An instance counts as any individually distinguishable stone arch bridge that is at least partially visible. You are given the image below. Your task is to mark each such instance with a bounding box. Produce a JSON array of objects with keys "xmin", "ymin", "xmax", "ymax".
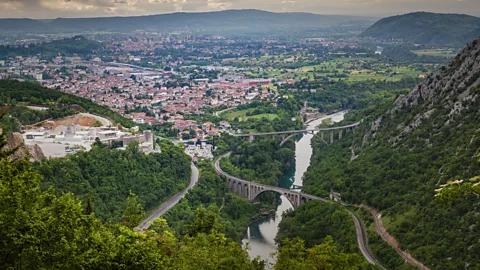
[
  {"xmin": 215, "ymin": 153, "xmax": 329, "ymax": 209},
  {"xmin": 214, "ymin": 152, "xmax": 381, "ymax": 266}
]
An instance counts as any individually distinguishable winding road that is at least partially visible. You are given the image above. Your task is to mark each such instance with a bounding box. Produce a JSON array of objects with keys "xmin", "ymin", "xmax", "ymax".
[
  {"xmin": 349, "ymin": 211, "xmax": 383, "ymax": 266},
  {"xmin": 358, "ymin": 204, "xmax": 430, "ymax": 270},
  {"xmin": 135, "ymin": 162, "xmax": 199, "ymax": 231}
]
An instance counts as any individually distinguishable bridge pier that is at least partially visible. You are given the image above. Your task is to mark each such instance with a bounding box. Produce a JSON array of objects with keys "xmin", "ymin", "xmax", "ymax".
[
  {"xmin": 249, "ymin": 134, "xmax": 255, "ymax": 142},
  {"xmin": 330, "ymin": 130, "xmax": 334, "ymax": 144},
  {"xmin": 339, "ymin": 129, "xmax": 343, "ymax": 139}
]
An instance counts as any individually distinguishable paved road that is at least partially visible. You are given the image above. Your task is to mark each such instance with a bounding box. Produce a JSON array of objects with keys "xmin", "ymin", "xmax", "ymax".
[
  {"xmin": 233, "ymin": 122, "xmax": 361, "ymax": 137},
  {"xmin": 215, "ymin": 153, "xmax": 381, "ymax": 267},
  {"xmin": 358, "ymin": 204, "xmax": 430, "ymax": 270},
  {"xmin": 26, "ymin": 106, "xmax": 49, "ymax": 111},
  {"xmin": 135, "ymin": 162, "xmax": 199, "ymax": 231},
  {"xmin": 348, "ymin": 211, "xmax": 383, "ymax": 266},
  {"xmin": 214, "ymin": 107, "xmax": 236, "ymax": 117},
  {"xmin": 79, "ymin": 113, "xmax": 113, "ymax": 127}
]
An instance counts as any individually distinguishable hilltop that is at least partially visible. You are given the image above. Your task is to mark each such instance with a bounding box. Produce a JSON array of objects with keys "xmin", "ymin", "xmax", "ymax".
[
  {"xmin": 360, "ymin": 12, "xmax": 480, "ymax": 46},
  {"xmin": 0, "ymin": 10, "xmax": 374, "ymax": 35},
  {"xmin": 0, "ymin": 36, "xmax": 103, "ymax": 60},
  {"xmin": 301, "ymin": 36, "xmax": 480, "ymax": 268},
  {"xmin": 0, "ymin": 80, "xmax": 133, "ymax": 129}
]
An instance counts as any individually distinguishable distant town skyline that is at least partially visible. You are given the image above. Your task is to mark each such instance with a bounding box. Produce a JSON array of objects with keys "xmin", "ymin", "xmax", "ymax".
[{"xmin": 0, "ymin": 0, "xmax": 479, "ymax": 19}]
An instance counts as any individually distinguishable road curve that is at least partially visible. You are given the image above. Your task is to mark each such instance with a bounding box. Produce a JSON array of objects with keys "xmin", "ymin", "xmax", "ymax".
[
  {"xmin": 358, "ymin": 204, "xmax": 430, "ymax": 270},
  {"xmin": 215, "ymin": 153, "xmax": 381, "ymax": 267},
  {"xmin": 348, "ymin": 211, "xmax": 383, "ymax": 266},
  {"xmin": 135, "ymin": 162, "xmax": 199, "ymax": 231},
  {"xmin": 214, "ymin": 107, "xmax": 236, "ymax": 117}
]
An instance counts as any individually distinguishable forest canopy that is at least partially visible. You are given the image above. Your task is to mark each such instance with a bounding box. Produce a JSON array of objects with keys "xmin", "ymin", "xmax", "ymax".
[{"xmin": 34, "ymin": 140, "xmax": 191, "ymax": 223}]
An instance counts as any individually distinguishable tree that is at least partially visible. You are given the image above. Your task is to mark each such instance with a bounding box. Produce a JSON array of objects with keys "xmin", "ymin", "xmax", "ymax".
[
  {"xmin": 85, "ymin": 194, "xmax": 94, "ymax": 215},
  {"xmin": 275, "ymin": 236, "xmax": 362, "ymax": 270},
  {"xmin": 187, "ymin": 206, "xmax": 220, "ymax": 236},
  {"xmin": 435, "ymin": 177, "xmax": 480, "ymax": 204},
  {"xmin": 435, "ymin": 154, "xmax": 480, "ymax": 204},
  {"xmin": 122, "ymin": 190, "xmax": 145, "ymax": 228}
]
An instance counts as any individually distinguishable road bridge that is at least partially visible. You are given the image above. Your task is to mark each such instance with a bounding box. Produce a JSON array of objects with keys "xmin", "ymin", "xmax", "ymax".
[
  {"xmin": 235, "ymin": 122, "xmax": 361, "ymax": 143},
  {"xmin": 279, "ymin": 134, "xmax": 296, "ymax": 146}
]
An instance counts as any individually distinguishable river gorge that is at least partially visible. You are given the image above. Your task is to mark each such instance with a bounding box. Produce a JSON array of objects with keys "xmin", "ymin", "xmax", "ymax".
[{"xmin": 241, "ymin": 111, "xmax": 347, "ymax": 263}]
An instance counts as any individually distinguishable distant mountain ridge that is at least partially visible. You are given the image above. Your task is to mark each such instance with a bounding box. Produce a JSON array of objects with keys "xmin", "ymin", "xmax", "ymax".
[
  {"xmin": 360, "ymin": 12, "xmax": 480, "ymax": 46},
  {"xmin": 0, "ymin": 9, "xmax": 374, "ymax": 35}
]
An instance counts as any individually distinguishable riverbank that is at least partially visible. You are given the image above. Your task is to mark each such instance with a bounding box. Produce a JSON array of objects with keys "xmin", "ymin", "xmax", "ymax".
[
  {"xmin": 243, "ymin": 210, "xmax": 276, "ymax": 233},
  {"xmin": 243, "ymin": 111, "xmax": 349, "ymax": 263},
  {"xmin": 304, "ymin": 113, "xmax": 327, "ymax": 125}
]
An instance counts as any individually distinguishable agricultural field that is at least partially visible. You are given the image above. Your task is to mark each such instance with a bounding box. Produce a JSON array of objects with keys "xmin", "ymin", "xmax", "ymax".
[
  {"xmin": 244, "ymin": 56, "xmax": 432, "ymax": 82},
  {"xmin": 411, "ymin": 49, "xmax": 457, "ymax": 57},
  {"xmin": 222, "ymin": 108, "xmax": 279, "ymax": 122}
]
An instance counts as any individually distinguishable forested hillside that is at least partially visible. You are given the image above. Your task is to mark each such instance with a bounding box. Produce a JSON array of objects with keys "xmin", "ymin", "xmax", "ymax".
[
  {"xmin": 34, "ymin": 140, "xmax": 191, "ymax": 223},
  {"xmin": 0, "ymin": 36, "xmax": 103, "ymax": 59},
  {"xmin": 300, "ymin": 37, "xmax": 480, "ymax": 268},
  {"xmin": 275, "ymin": 201, "xmax": 358, "ymax": 253},
  {"xmin": 287, "ymin": 78, "xmax": 419, "ymax": 113},
  {"xmin": 163, "ymin": 161, "xmax": 261, "ymax": 241},
  {"xmin": 220, "ymin": 136, "xmax": 295, "ymax": 187},
  {"xmin": 0, "ymin": 125, "xmax": 364, "ymax": 269},
  {"xmin": 0, "ymin": 79, "xmax": 133, "ymax": 128},
  {"xmin": 360, "ymin": 12, "xmax": 480, "ymax": 46}
]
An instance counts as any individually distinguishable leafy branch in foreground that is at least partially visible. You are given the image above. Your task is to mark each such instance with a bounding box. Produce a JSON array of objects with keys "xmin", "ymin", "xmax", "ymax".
[
  {"xmin": 435, "ymin": 177, "xmax": 480, "ymax": 204},
  {"xmin": 435, "ymin": 153, "xmax": 480, "ymax": 204},
  {"xmin": 275, "ymin": 236, "xmax": 362, "ymax": 270}
]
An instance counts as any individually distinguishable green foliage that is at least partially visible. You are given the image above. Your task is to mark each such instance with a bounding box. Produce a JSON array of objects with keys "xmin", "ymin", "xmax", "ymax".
[
  {"xmin": 0, "ymin": 79, "xmax": 134, "ymax": 127},
  {"xmin": 275, "ymin": 236, "xmax": 363, "ymax": 270},
  {"xmin": 174, "ymin": 231, "xmax": 264, "ymax": 270},
  {"xmin": 435, "ymin": 177, "xmax": 480, "ymax": 205},
  {"xmin": 35, "ymin": 140, "xmax": 191, "ymax": 223},
  {"xmin": 186, "ymin": 206, "xmax": 221, "ymax": 236},
  {"xmin": 0, "ymin": 113, "xmax": 20, "ymax": 158},
  {"xmin": 220, "ymin": 136, "xmax": 296, "ymax": 186},
  {"xmin": 300, "ymin": 63, "xmax": 480, "ymax": 267},
  {"xmin": 276, "ymin": 201, "xmax": 358, "ymax": 252},
  {"xmin": 0, "ymin": 128, "xmax": 262, "ymax": 269},
  {"xmin": 360, "ymin": 12, "xmax": 480, "ymax": 46},
  {"xmin": 163, "ymin": 161, "xmax": 261, "ymax": 241},
  {"xmin": 0, "ymin": 36, "xmax": 103, "ymax": 60},
  {"xmin": 122, "ymin": 190, "xmax": 146, "ymax": 228},
  {"xmin": 382, "ymin": 45, "xmax": 450, "ymax": 63},
  {"xmin": 287, "ymin": 78, "xmax": 417, "ymax": 114}
]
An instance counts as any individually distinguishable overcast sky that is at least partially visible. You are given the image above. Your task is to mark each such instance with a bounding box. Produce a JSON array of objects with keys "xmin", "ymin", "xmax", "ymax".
[{"xmin": 0, "ymin": 0, "xmax": 479, "ymax": 19}]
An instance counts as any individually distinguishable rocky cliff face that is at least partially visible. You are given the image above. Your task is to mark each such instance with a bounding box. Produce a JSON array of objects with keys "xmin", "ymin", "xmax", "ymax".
[
  {"xmin": 347, "ymin": 36, "xmax": 480, "ymax": 268},
  {"xmin": 363, "ymin": 37, "xmax": 480, "ymax": 146},
  {"xmin": 395, "ymin": 37, "xmax": 480, "ymax": 110},
  {"xmin": 4, "ymin": 133, "xmax": 45, "ymax": 161}
]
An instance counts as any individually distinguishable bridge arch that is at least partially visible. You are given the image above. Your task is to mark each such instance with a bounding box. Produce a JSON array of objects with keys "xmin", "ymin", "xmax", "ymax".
[
  {"xmin": 243, "ymin": 184, "xmax": 249, "ymax": 197},
  {"xmin": 251, "ymin": 189, "xmax": 298, "ymax": 210},
  {"xmin": 237, "ymin": 182, "xmax": 242, "ymax": 196},
  {"xmin": 301, "ymin": 196, "xmax": 307, "ymax": 204}
]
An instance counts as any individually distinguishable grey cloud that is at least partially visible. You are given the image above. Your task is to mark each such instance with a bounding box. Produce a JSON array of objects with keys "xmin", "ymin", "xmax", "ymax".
[{"xmin": 0, "ymin": 0, "xmax": 479, "ymax": 18}]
